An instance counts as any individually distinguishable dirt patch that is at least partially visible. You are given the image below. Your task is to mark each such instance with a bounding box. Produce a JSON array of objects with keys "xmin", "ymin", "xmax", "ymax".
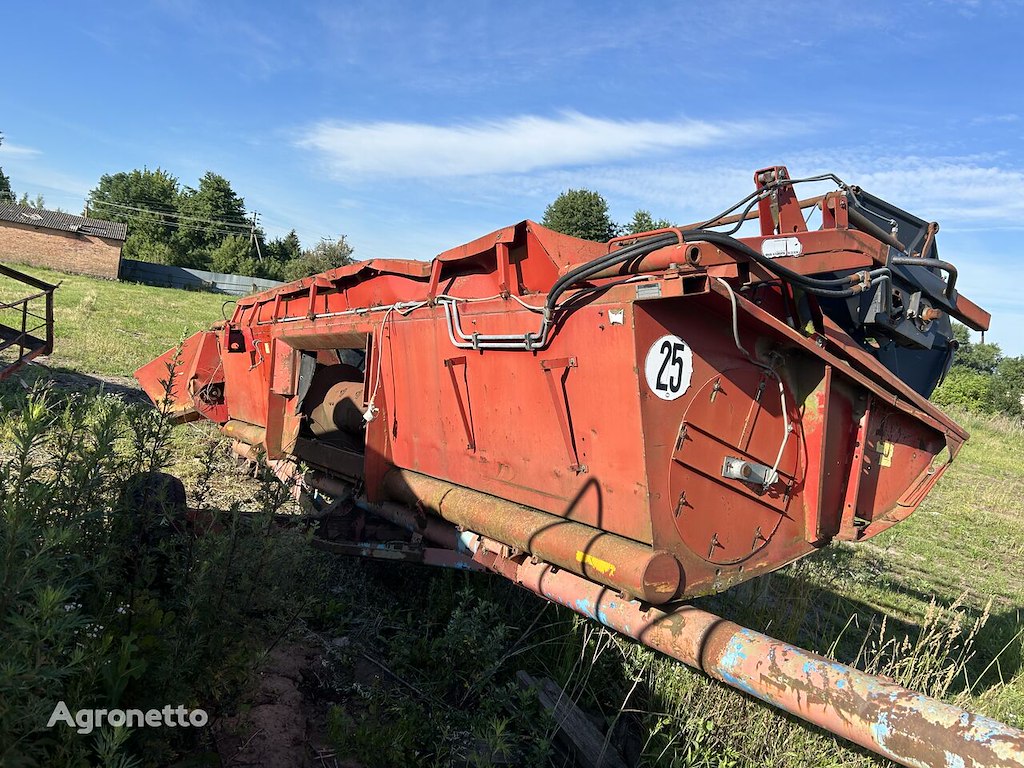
[
  {"xmin": 46, "ymin": 367, "xmax": 151, "ymax": 405},
  {"xmin": 214, "ymin": 642, "xmax": 347, "ymax": 768},
  {"xmin": 11, "ymin": 361, "xmax": 152, "ymax": 406}
]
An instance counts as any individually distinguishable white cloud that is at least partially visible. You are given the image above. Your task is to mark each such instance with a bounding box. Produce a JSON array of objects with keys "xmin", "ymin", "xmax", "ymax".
[
  {"xmin": 0, "ymin": 142, "xmax": 42, "ymax": 159},
  {"xmin": 782, "ymin": 152, "xmax": 1024, "ymax": 227},
  {"xmin": 969, "ymin": 113, "xmax": 1019, "ymax": 126},
  {"xmin": 297, "ymin": 112, "xmax": 801, "ymax": 179}
]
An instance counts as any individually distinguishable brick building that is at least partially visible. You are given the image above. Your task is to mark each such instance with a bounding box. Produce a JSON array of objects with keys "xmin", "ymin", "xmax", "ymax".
[{"xmin": 0, "ymin": 203, "xmax": 127, "ymax": 279}]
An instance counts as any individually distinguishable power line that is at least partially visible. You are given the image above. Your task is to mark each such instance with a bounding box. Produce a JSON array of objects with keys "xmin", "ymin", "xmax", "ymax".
[
  {"xmin": 91, "ymin": 198, "xmax": 252, "ymax": 231},
  {"xmin": 89, "ymin": 198, "xmax": 253, "ymax": 232},
  {"xmin": 91, "ymin": 207, "xmax": 254, "ymax": 240}
]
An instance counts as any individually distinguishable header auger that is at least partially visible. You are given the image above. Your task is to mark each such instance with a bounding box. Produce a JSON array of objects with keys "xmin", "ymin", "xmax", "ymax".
[{"xmin": 137, "ymin": 167, "xmax": 1023, "ymax": 767}]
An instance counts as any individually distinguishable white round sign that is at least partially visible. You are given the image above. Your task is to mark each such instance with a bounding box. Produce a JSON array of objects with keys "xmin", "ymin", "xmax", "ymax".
[{"xmin": 644, "ymin": 335, "xmax": 693, "ymax": 401}]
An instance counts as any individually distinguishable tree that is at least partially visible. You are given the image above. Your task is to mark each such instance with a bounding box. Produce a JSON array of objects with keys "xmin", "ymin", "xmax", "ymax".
[
  {"xmin": 0, "ymin": 133, "xmax": 13, "ymax": 203},
  {"xmin": 262, "ymin": 230, "xmax": 303, "ymax": 281},
  {"xmin": 931, "ymin": 367, "xmax": 995, "ymax": 414},
  {"xmin": 934, "ymin": 322, "xmax": 1022, "ymax": 419},
  {"xmin": 542, "ymin": 189, "xmax": 617, "ymax": 242},
  {"xmin": 951, "ymin": 322, "xmax": 1001, "ymax": 374},
  {"xmin": 17, "ymin": 192, "xmax": 45, "ymax": 209},
  {"xmin": 87, "ymin": 168, "xmax": 181, "ymax": 262},
  {"xmin": 173, "ymin": 172, "xmax": 250, "ymax": 262},
  {"xmin": 209, "ymin": 235, "xmax": 255, "ymax": 275},
  {"xmin": 991, "ymin": 356, "xmax": 1024, "ymax": 420},
  {"xmin": 285, "ymin": 236, "xmax": 354, "ymax": 281},
  {"xmin": 626, "ymin": 209, "xmax": 672, "ymax": 235}
]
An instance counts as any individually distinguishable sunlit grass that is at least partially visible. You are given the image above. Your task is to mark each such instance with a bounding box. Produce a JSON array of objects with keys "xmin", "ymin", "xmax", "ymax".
[{"xmin": 0, "ymin": 265, "xmax": 226, "ymax": 376}]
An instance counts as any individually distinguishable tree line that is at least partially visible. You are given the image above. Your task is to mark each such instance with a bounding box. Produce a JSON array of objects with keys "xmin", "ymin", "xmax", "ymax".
[
  {"xmin": 85, "ymin": 168, "xmax": 353, "ymax": 282},
  {"xmin": 933, "ymin": 324, "xmax": 1024, "ymax": 420},
  {"xmin": 1, "ymin": 136, "xmax": 356, "ymax": 282}
]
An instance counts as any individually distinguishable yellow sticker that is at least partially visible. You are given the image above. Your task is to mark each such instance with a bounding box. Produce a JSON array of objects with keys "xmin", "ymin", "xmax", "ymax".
[
  {"xmin": 878, "ymin": 440, "xmax": 894, "ymax": 468},
  {"xmin": 576, "ymin": 550, "xmax": 616, "ymax": 577}
]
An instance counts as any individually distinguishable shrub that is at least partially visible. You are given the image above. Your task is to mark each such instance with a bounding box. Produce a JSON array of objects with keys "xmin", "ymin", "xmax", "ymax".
[
  {"xmin": 931, "ymin": 367, "xmax": 995, "ymax": 413},
  {"xmin": 0, "ymin": 378, "xmax": 319, "ymax": 767}
]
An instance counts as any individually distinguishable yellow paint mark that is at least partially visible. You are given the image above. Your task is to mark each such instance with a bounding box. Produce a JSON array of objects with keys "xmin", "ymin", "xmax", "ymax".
[
  {"xmin": 878, "ymin": 440, "xmax": 894, "ymax": 468},
  {"xmin": 576, "ymin": 550, "xmax": 616, "ymax": 577}
]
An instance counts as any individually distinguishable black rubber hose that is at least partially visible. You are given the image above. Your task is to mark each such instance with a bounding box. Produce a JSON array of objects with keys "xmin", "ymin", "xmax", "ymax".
[
  {"xmin": 847, "ymin": 205, "xmax": 908, "ymax": 253},
  {"xmin": 545, "ymin": 232, "xmax": 677, "ymax": 314},
  {"xmin": 889, "ymin": 256, "xmax": 957, "ymax": 297},
  {"xmin": 546, "ymin": 224, "xmax": 882, "ymax": 314},
  {"xmin": 680, "ymin": 230, "xmax": 874, "ymax": 298}
]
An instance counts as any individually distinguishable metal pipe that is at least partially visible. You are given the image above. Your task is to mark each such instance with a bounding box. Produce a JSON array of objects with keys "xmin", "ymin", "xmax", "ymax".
[
  {"xmin": 222, "ymin": 419, "xmax": 266, "ymax": 446},
  {"xmin": 675, "ymin": 194, "xmax": 827, "ymax": 232},
  {"xmin": 383, "ymin": 468, "xmax": 681, "ymax": 604},
  {"xmin": 848, "ymin": 205, "xmax": 909, "ymax": 253},
  {"xmin": 304, "ymin": 471, "xmax": 462, "ymax": 550},
  {"xmin": 501, "ymin": 554, "xmax": 1024, "ymax": 768},
  {"xmin": 890, "ymin": 256, "xmax": 959, "ymax": 298},
  {"xmin": 353, "ymin": 498, "xmax": 462, "ymax": 551}
]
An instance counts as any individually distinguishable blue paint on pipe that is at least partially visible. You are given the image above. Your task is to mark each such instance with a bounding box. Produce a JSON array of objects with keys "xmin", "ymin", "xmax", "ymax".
[
  {"xmin": 871, "ymin": 711, "xmax": 891, "ymax": 750},
  {"xmin": 574, "ymin": 598, "xmax": 598, "ymax": 620}
]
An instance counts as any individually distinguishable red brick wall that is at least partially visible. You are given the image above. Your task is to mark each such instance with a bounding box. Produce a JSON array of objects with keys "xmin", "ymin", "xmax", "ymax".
[{"xmin": 0, "ymin": 220, "xmax": 123, "ymax": 279}]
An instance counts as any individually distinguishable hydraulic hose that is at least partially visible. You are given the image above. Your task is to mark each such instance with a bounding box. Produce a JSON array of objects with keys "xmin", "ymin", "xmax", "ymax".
[
  {"xmin": 548, "ymin": 227, "xmax": 887, "ymax": 310},
  {"xmin": 544, "ymin": 232, "xmax": 678, "ymax": 315},
  {"xmin": 889, "ymin": 256, "xmax": 958, "ymax": 298}
]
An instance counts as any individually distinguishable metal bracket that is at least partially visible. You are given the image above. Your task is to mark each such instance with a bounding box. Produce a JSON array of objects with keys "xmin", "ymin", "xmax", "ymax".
[
  {"xmin": 444, "ymin": 356, "xmax": 475, "ymax": 450},
  {"xmin": 540, "ymin": 357, "xmax": 586, "ymax": 473},
  {"xmin": 722, "ymin": 456, "xmax": 778, "ymax": 487}
]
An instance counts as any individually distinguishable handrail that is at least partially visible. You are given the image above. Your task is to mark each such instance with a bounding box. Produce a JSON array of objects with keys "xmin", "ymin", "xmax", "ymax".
[{"xmin": 0, "ymin": 263, "xmax": 57, "ymax": 380}]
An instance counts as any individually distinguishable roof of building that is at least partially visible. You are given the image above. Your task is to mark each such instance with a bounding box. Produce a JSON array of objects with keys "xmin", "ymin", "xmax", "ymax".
[{"xmin": 0, "ymin": 202, "xmax": 128, "ymax": 241}]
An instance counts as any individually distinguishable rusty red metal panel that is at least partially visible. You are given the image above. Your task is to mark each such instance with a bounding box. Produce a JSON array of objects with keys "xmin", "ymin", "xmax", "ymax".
[
  {"xmin": 135, "ymin": 165, "xmax": 1014, "ymax": 767},
  {"xmin": 136, "ymin": 166, "xmax": 983, "ymax": 600}
]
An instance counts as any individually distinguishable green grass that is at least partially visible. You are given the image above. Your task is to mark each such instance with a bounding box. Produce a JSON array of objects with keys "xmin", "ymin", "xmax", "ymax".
[{"xmin": 0, "ymin": 264, "xmax": 226, "ymax": 376}]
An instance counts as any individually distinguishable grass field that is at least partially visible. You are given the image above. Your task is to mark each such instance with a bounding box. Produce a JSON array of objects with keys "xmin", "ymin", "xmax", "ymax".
[
  {"xmin": 1, "ymin": 266, "xmax": 1021, "ymax": 766},
  {"xmin": 0, "ymin": 264, "xmax": 226, "ymax": 376}
]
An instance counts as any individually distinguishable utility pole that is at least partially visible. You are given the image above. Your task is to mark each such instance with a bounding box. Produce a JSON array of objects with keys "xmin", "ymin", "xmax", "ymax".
[{"xmin": 250, "ymin": 212, "xmax": 264, "ymax": 263}]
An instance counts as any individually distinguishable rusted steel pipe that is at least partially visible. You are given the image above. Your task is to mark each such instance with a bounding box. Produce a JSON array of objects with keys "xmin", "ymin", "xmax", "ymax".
[
  {"xmin": 847, "ymin": 204, "xmax": 909, "ymax": 253},
  {"xmin": 354, "ymin": 498, "xmax": 462, "ymax": 551},
  {"xmin": 383, "ymin": 469, "xmax": 681, "ymax": 604},
  {"xmin": 222, "ymin": 419, "xmax": 266, "ymax": 446},
  {"xmin": 504, "ymin": 556, "xmax": 1024, "ymax": 768},
  {"xmin": 304, "ymin": 471, "xmax": 462, "ymax": 550}
]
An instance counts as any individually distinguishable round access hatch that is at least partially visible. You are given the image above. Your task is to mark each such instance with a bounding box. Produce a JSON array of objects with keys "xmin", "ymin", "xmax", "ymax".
[{"xmin": 668, "ymin": 365, "xmax": 802, "ymax": 565}]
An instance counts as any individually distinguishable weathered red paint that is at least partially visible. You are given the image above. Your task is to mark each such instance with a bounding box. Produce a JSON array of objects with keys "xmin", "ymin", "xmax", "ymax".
[
  {"xmin": 135, "ymin": 167, "xmax": 987, "ymax": 601},
  {"xmin": 134, "ymin": 167, "xmax": 1013, "ymax": 764}
]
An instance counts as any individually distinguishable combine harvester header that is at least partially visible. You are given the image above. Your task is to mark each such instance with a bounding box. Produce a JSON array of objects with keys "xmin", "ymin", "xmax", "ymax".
[{"xmin": 137, "ymin": 167, "xmax": 1022, "ymax": 767}]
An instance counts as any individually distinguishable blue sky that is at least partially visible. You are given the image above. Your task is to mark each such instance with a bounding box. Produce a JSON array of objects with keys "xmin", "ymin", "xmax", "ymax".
[{"xmin": 1, "ymin": 1, "xmax": 1022, "ymax": 353}]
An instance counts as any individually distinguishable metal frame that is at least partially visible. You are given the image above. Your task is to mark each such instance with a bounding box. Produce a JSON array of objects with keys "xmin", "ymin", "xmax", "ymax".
[{"xmin": 0, "ymin": 264, "xmax": 57, "ymax": 380}]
